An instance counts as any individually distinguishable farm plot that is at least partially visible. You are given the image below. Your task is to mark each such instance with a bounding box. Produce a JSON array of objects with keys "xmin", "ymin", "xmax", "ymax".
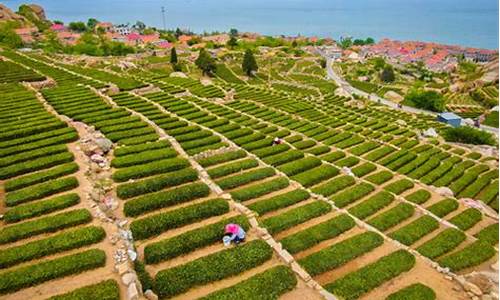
[{"xmin": 0, "ymin": 59, "xmax": 45, "ymax": 83}]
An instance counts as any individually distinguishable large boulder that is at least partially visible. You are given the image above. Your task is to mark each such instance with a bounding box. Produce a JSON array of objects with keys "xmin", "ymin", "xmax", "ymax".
[
  {"xmin": 95, "ymin": 138, "xmax": 113, "ymax": 153},
  {"xmin": 423, "ymin": 128, "xmax": 438, "ymax": 138},
  {"xmin": 0, "ymin": 4, "xmax": 27, "ymax": 23},
  {"xmin": 27, "ymin": 4, "xmax": 46, "ymax": 20},
  {"xmin": 435, "ymin": 187, "xmax": 454, "ymax": 197}
]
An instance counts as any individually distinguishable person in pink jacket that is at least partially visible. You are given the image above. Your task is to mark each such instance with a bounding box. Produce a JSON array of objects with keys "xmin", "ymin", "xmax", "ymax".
[{"xmin": 223, "ymin": 223, "xmax": 246, "ymax": 246}]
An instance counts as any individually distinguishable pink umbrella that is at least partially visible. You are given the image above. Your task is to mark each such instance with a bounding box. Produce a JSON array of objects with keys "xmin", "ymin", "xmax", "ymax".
[{"xmin": 225, "ymin": 224, "xmax": 239, "ymax": 234}]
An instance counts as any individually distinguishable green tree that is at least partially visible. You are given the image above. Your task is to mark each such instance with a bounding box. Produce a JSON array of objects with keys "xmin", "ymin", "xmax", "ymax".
[
  {"xmin": 242, "ymin": 48, "xmax": 258, "ymax": 76},
  {"xmin": 339, "ymin": 37, "xmax": 352, "ymax": 49},
  {"xmin": 0, "ymin": 24, "xmax": 23, "ymax": 48},
  {"xmin": 442, "ymin": 126, "xmax": 496, "ymax": 146},
  {"xmin": 175, "ymin": 28, "xmax": 183, "ymax": 38},
  {"xmin": 291, "ymin": 40, "xmax": 298, "ymax": 48},
  {"xmin": 69, "ymin": 22, "xmax": 87, "ymax": 32},
  {"xmin": 53, "ymin": 20, "xmax": 64, "ymax": 25},
  {"xmin": 404, "ymin": 89, "xmax": 445, "ymax": 112},
  {"xmin": 87, "ymin": 18, "xmax": 99, "ymax": 30},
  {"xmin": 226, "ymin": 36, "xmax": 238, "ymax": 49},
  {"xmin": 170, "ymin": 47, "xmax": 178, "ymax": 64},
  {"xmin": 365, "ymin": 37, "xmax": 375, "ymax": 44},
  {"xmin": 380, "ymin": 65, "xmax": 395, "ymax": 82},
  {"xmin": 195, "ymin": 48, "xmax": 216, "ymax": 76},
  {"xmin": 353, "ymin": 39, "xmax": 365, "ymax": 46},
  {"xmin": 229, "ymin": 28, "xmax": 238, "ymax": 37},
  {"xmin": 319, "ymin": 58, "xmax": 327, "ymax": 69}
]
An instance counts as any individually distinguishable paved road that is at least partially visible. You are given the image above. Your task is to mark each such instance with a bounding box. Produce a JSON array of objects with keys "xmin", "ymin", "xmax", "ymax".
[{"xmin": 316, "ymin": 48, "xmax": 499, "ymax": 136}]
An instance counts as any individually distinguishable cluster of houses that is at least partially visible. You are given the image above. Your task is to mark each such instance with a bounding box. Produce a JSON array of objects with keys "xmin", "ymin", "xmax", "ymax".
[{"xmin": 359, "ymin": 39, "xmax": 498, "ymax": 72}]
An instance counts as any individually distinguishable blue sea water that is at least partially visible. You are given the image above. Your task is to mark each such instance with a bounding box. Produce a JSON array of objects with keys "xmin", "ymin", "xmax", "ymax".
[{"xmin": 3, "ymin": 0, "xmax": 499, "ymax": 49}]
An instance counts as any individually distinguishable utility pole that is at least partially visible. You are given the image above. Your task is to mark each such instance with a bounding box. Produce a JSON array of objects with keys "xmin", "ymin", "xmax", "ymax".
[{"xmin": 161, "ymin": 6, "xmax": 166, "ymax": 31}]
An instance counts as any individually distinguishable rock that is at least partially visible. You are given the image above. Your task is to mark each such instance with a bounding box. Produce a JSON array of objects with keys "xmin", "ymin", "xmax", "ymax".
[
  {"xmin": 279, "ymin": 250, "xmax": 294, "ymax": 264},
  {"xmin": 144, "ymin": 290, "xmax": 158, "ymax": 300},
  {"xmin": 115, "ymin": 262, "xmax": 130, "ymax": 275},
  {"xmin": 491, "ymin": 263, "xmax": 498, "ymax": 271},
  {"xmin": 481, "ymin": 295, "xmax": 493, "ymax": 300},
  {"xmin": 453, "ymin": 285, "xmax": 462, "ymax": 292},
  {"xmin": 90, "ymin": 154, "xmax": 106, "ymax": 163},
  {"xmin": 435, "ymin": 187, "xmax": 454, "ymax": 198},
  {"xmin": 122, "ymin": 273, "xmax": 137, "ymax": 285},
  {"xmin": 127, "ymin": 249, "xmax": 138, "ymax": 261},
  {"xmin": 423, "ymin": 128, "xmax": 438, "ymax": 138},
  {"xmin": 465, "ymin": 282, "xmax": 483, "ymax": 296},
  {"xmin": 445, "ymin": 275, "xmax": 453, "ymax": 280},
  {"xmin": 95, "ymin": 138, "xmax": 113, "ymax": 153},
  {"xmin": 127, "ymin": 283, "xmax": 140, "ymax": 300},
  {"xmin": 395, "ymin": 119, "xmax": 407, "ymax": 126},
  {"xmin": 341, "ymin": 166, "xmax": 355, "ymax": 177}
]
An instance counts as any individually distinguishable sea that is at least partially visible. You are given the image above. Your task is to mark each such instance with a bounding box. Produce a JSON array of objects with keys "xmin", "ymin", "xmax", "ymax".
[{"xmin": 3, "ymin": 0, "xmax": 499, "ymax": 49}]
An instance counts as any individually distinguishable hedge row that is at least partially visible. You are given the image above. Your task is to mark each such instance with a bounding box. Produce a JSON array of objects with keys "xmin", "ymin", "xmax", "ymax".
[
  {"xmin": 145, "ymin": 215, "xmax": 249, "ymax": 264},
  {"xmin": 278, "ymin": 157, "xmax": 322, "ymax": 176},
  {"xmin": 320, "ymin": 151, "xmax": 346, "ymax": 163},
  {"xmin": 111, "ymin": 148, "xmax": 177, "ymax": 168},
  {"xmin": 426, "ymin": 198, "xmax": 458, "ymax": 218},
  {"xmin": 365, "ymin": 170, "xmax": 394, "ymax": 185},
  {"xmin": 207, "ymin": 158, "xmax": 259, "ymax": 179},
  {"xmin": 124, "ymin": 182, "xmax": 210, "ymax": 217},
  {"xmin": 407, "ymin": 157, "xmax": 441, "ymax": 179},
  {"xmin": 351, "ymin": 162, "xmax": 377, "ymax": 177},
  {"xmin": 263, "ymin": 150, "xmax": 305, "ymax": 167},
  {"xmin": 130, "ymin": 198, "xmax": 229, "ymax": 240},
  {"xmin": 154, "ymin": 240, "xmax": 272, "ymax": 298},
  {"xmin": 4, "ymin": 162, "xmax": 78, "ymax": 192},
  {"xmin": 389, "ymin": 215, "xmax": 440, "ymax": 246},
  {"xmin": 474, "ymin": 223, "xmax": 499, "ymax": 245},
  {"xmin": 114, "ymin": 140, "xmax": 170, "ymax": 157},
  {"xmin": 200, "ymin": 265, "xmax": 297, "ymax": 300},
  {"xmin": 433, "ymin": 161, "xmax": 475, "ymax": 187},
  {"xmin": 4, "ymin": 193, "xmax": 80, "ymax": 223},
  {"xmin": 299, "ymin": 232, "xmax": 384, "ymax": 276},
  {"xmin": 448, "ymin": 208, "xmax": 482, "ymax": 231},
  {"xmin": 247, "ymin": 189, "xmax": 310, "ymax": 215},
  {"xmin": 231, "ymin": 177, "xmax": 289, "ymax": 202},
  {"xmin": 252, "ymin": 144, "xmax": 290, "ymax": 158},
  {"xmin": 383, "ymin": 178, "xmax": 414, "ymax": 195},
  {"xmin": 405, "ymin": 189, "xmax": 431, "ymax": 205},
  {"xmin": 348, "ymin": 191, "xmax": 394, "ymax": 220},
  {"xmin": 438, "ymin": 241, "xmax": 496, "ymax": 272},
  {"xmin": 0, "ymin": 226, "xmax": 105, "ymax": 269},
  {"xmin": 325, "ymin": 250, "xmax": 416, "ymax": 300},
  {"xmin": 0, "ymin": 144, "xmax": 68, "ymax": 169},
  {"xmin": 216, "ymin": 167, "xmax": 275, "ymax": 190},
  {"xmin": 0, "ymin": 209, "xmax": 92, "ymax": 245},
  {"xmin": 311, "ymin": 175, "xmax": 356, "ymax": 197},
  {"xmin": 364, "ymin": 146, "xmax": 395, "ymax": 162},
  {"xmin": 47, "ymin": 280, "xmax": 120, "ymax": 300},
  {"xmin": 386, "ymin": 283, "xmax": 436, "ymax": 300},
  {"xmin": 332, "ymin": 182, "xmax": 375, "ymax": 208},
  {"xmin": 416, "ymin": 228, "xmax": 466, "ymax": 259},
  {"xmin": 291, "ymin": 164, "xmax": 339, "ymax": 187},
  {"xmin": 280, "ymin": 214, "xmax": 355, "ymax": 254},
  {"xmin": 112, "ymin": 157, "xmax": 190, "ymax": 182},
  {"xmin": 116, "ymin": 168, "xmax": 198, "ymax": 199},
  {"xmin": 368, "ymin": 203, "xmax": 415, "ymax": 231},
  {"xmin": 458, "ymin": 170, "xmax": 499, "ymax": 199},
  {"xmin": 261, "ymin": 201, "xmax": 331, "ymax": 234},
  {"xmin": 0, "ymin": 131, "xmax": 77, "ymax": 159},
  {"xmin": 449, "ymin": 165, "xmax": 490, "ymax": 195},
  {"xmin": 0, "ymin": 151, "xmax": 74, "ymax": 180},
  {"xmin": 350, "ymin": 141, "xmax": 380, "ymax": 156},
  {"xmin": 6, "ymin": 177, "xmax": 79, "ymax": 207},
  {"xmin": 0, "ymin": 249, "xmax": 106, "ymax": 295}
]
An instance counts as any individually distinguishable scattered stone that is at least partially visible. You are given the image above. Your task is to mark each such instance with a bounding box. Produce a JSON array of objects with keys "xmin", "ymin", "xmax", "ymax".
[
  {"xmin": 464, "ymin": 282, "xmax": 484, "ymax": 296},
  {"xmin": 290, "ymin": 262, "xmax": 311, "ymax": 281},
  {"xmin": 122, "ymin": 272, "xmax": 137, "ymax": 285},
  {"xmin": 491, "ymin": 263, "xmax": 498, "ymax": 271},
  {"xmin": 127, "ymin": 283, "xmax": 140, "ymax": 300},
  {"xmin": 445, "ymin": 275, "xmax": 453, "ymax": 281},
  {"xmin": 115, "ymin": 262, "xmax": 130, "ymax": 275},
  {"xmin": 435, "ymin": 187, "xmax": 454, "ymax": 198},
  {"xmin": 423, "ymin": 128, "xmax": 438, "ymax": 138},
  {"xmin": 481, "ymin": 295, "xmax": 493, "ymax": 300},
  {"xmin": 127, "ymin": 249, "xmax": 138, "ymax": 261},
  {"xmin": 279, "ymin": 250, "xmax": 294, "ymax": 264},
  {"xmin": 144, "ymin": 290, "xmax": 158, "ymax": 300}
]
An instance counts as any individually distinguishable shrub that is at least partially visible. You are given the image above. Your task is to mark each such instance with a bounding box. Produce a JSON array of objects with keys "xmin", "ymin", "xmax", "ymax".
[
  {"xmin": 351, "ymin": 162, "xmax": 376, "ymax": 177},
  {"xmin": 348, "ymin": 191, "xmax": 394, "ymax": 220},
  {"xmin": 449, "ymin": 165, "xmax": 491, "ymax": 195},
  {"xmin": 278, "ymin": 157, "xmax": 322, "ymax": 176},
  {"xmin": 426, "ymin": 198, "xmax": 458, "ymax": 218},
  {"xmin": 263, "ymin": 150, "xmax": 304, "ymax": 166},
  {"xmin": 385, "ymin": 283, "xmax": 436, "ymax": 300},
  {"xmin": 3, "ymin": 193, "xmax": 80, "ymax": 223},
  {"xmin": 292, "ymin": 164, "xmax": 339, "ymax": 187},
  {"xmin": 6, "ymin": 177, "xmax": 79, "ymax": 207},
  {"xmin": 111, "ymin": 148, "xmax": 177, "ymax": 168},
  {"xmin": 196, "ymin": 150, "xmax": 246, "ymax": 167},
  {"xmin": 280, "ymin": 214, "xmax": 355, "ymax": 254},
  {"xmin": 0, "ymin": 144, "xmax": 68, "ymax": 168},
  {"xmin": 403, "ymin": 89, "xmax": 445, "ymax": 112},
  {"xmin": 299, "ymin": 232, "xmax": 384, "ymax": 276},
  {"xmin": 405, "ymin": 189, "xmax": 431, "ymax": 204},
  {"xmin": 325, "ymin": 250, "xmax": 416, "ymax": 300},
  {"xmin": 448, "ymin": 208, "xmax": 482, "ymax": 230},
  {"xmin": 365, "ymin": 170, "xmax": 393, "ymax": 185},
  {"xmin": 200, "ymin": 265, "xmax": 297, "ymax": 300},
  {"xmin": 247, "ymin": 189, "xmax": 310, "ymax": 215},
  {"xmin": 216, "ymin": 167, "xmax": 275, "ymax": 190},
  {"xmin": 458, "ymin": 170, "xmax": 499, "ymax": 199},
  {"xmin": 438, "ymin": 241, "xmax": 496, "ymax": 272},
  {"xmin": 154, "ymin": 240, "xmax": 272, "ymax": 298},
  {"xmin": 112, "ymin": 157, "xmax": 190, "ymax": 182},
  {"xmin": 231, "ymin": 177, "xmax": 289, "ymax": 202},
  {"xmin": 320, "ymin": 151, "xmax": 346, "ymax": 162},
  {"xmin": 332, "ymin": 182, "xmax": 375, "ymax": 208},
  {"xmin": 389, "ymin": 215, "xmax": 440, "ymax": 246},
  {"xmin": 0, "ymin": 249, "xmax": 106, "ymax": 295},
  {"xmin": 306, "ymin": 145, "xmax": 330, "ymax": 155},
  {"xmin": 0, "ymin": 226, "xmax": 105, "ymax": 269},
  {"xmin": 474, "ymin": 223, "xmax": 499, "ymax": 245},
  {"xmin": 130, "ymin": 198, "xmax": 229, "ymax": 240},
  {"xmin": 124, "ymin": 182, "xmax": 210, "ymax": 217},
  {"xmin": 312, "ymin": 175, "xmax": 356, "ymax": 197},
  {"xmin": 48, "ymin": 280, "xmax": 120, "ymax": 300},
  {"xmin": 432, "ymin": 161, "xmax": 475, "ymax": 187},
  {"xmin": 261, "ymin": 201, "xmax": 331, "ymax": 234},
  {"xmin": 350, "ymin": 141, "xmax": 380, "ymax": 156},
  {"xmin": 384, "ymin": 179, "xmax": 414, "ymax": 195},
  {"xmin": 114, "ymin": 141, "xmax": 170, "ymax": 157},
  {"xmin": 145, "ymin": 216, "xmax": 249, "ymax": 264},
  {"xmin": 368, "ymin": 203, "xmax": 415, "ymax": 231},
  {"xmin": 117, "ymin": 168, "xmax": 198, "ymax": 199},
  {"xmin": 242, "ymin": 138, "xmax": 275, "ymax": 151},
  {"xmin": 416, "ymin": 228, "xmax": 466, "ymax": 259},
  {"xmin": 4, "ymin": 162, "xmax": 78, "ymax": 192},
  {"xmin": 0, "ymin": 151, "xmax": 74, "ymax": 179},
  {"xmin": 336, "ymin": 156, "xmax": 360, "ymax": 167},
  {"xmin": 252, "ymin": 144, "xmax": 290, "ymax": 158},
  {"xmin": 442, "ymin": 126, "xmax": 496, "ymax": 146},
  {"xmin": 207, "ymin": 158, "xmax": 258, "ymax": 178},
  {"xmin": 0, "ymin": 209, "xmax": 92, "ymax": 245},
  {"xmin": 293, "ymin": 139, "xmax": 316, "ymax": 149},
  {"xmin": 364, "ymin": 146, "xmax": 395, "ymax": 161}
]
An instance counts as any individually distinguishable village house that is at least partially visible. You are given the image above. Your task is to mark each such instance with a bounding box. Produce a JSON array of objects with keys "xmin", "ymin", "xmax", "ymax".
[
  {"xmin": 178, "ymin": 34, "xmax": 193, "ymax": 44},
  {"xmin": 95, "ymin": 22, "xmax": 113, "ymax": 32},
  {"xmin": 50, "ymin": 23, "xmax": 66, "ymax": 32},
  {"xmin": 57, "ymin": 31, "xmax": 81, "ymax": 45},
  {"xmin": 113, "ymin": 24, "xmax": 131, "ymax": 36},
  {"xmin": 14, "ymin": 27, "xmax": 38, "ymax": 44},
  {"xmin": 202, "ymin": 34, "xmax": 230, "ymax": 45}
]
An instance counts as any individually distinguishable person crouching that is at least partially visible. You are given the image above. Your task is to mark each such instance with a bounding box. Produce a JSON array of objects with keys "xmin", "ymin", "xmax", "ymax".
[{"xmin": 223, "ymin": 223, "xmax": 246, "ymax": 246}]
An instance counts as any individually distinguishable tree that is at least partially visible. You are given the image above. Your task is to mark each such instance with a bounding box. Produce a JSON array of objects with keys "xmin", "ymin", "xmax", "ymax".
[
  {"xmin": 365, "ymin": 37, "xmax": 375, "ymax": 44},
  {"xmin": 53, "ymin": 20, "xmax": 64, "ymax": 25},
  {"xmin": 404, "ymin": 89, "xmax": 445, "ymax": 112},
  {"xmin": 291, "ymin": 40, "xmax": 298, "ymax": 48},
  {"xmin": 380, "ymin": 65, "xmax": 395, "ymax": 82},
  {"xmin": 226, "ymin": 36, "xmax": 238, "ymax": 49},
  {"xmin": 175, "ymin": 28, "xmax": 183, "ymax": 39},
  {"xmin": 339, "ymin": 37, "xmax": 352, "ymax": 49},
  {"xmin": 229, "ymin": 28, "xmax": 238, "ymax": 37},
  {"xmin": 134, "ymin": 21, "xmax": 146, "ymax": 31},
  {"xmin": 442, "ymin": 126, "xmax": 496, "ymax": 146},
  {"xmin": 170, "ymin": 47, "xmax": 178, "ymax": 64},
  {"xmin": 353, "ymin": 39, "xmax": 365, "ymax": 46},
  {"xmin": 242, "ymin": 49, "xmax": 258, "ymax": 76},
  {"xmin": 69, "ymin": 22, "xmax": 87, "ymax": 32},
  {"xmin": 319, "ymin": 58, "xmax": 327, "ymax": 69},
  {"xmin": 195, "ymin": 48, "xmax": 216, "ymax": 76},
  {"xmin": 87, "ymin": 18, "xmax": 99, "ymax": 30},
  {"xmin": 0, "ymin": 24, "xmax": 23, "ymax": 48}
]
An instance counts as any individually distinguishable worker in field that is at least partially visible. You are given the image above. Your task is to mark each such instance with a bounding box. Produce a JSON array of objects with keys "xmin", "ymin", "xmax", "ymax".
[
  {"xmin": 223, "ymin": 223, "xmax": 246, "ymax": 246},
  {"xmin": 272, "ymin": 137, "xmax": 283, "ymax": 146}
]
